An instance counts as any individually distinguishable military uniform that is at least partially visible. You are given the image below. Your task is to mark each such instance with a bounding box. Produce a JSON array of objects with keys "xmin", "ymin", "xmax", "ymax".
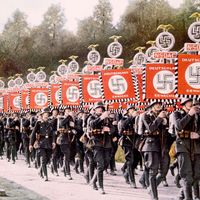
[
  {"xmin": 119, "ymin": 106, "xmax": 138, "ymax": 188},
  {"xmin": 174, "ymin": 100, "xmax": 200, "ymax": 200},
  {"xmin": 139, "ymin": 102, "xmax": 167, "ymax": 200},
  {"xmin": 58, "ymin": 113, "xmax": 75, "ymax": 180},
  {"xmin": 89, "ymin": 102, "xmax": 112, "ymax": 194},
  {"xmin": 30, "ymin": 113, "xmax": 55, "ymax": 181},
  {"xmin": 0, "ymin": 116, "xmax": 4, "ymax": 158}
]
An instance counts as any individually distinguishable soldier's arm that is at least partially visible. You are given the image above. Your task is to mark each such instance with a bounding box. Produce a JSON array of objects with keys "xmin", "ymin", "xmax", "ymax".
[
  {"xmin": 144, "ymin": 113, "xmax": 163, "ymax": 133},
  {"xmin": 30, "ymin": 121, "xmax": 40, "ymax": 146},
  {"xmin": 89, "ymin": 115, "xmax": 103, "ymax": 129},
  {"xmin": 174, "ymin": 111, "xmax": 192, "ymax": 131}
]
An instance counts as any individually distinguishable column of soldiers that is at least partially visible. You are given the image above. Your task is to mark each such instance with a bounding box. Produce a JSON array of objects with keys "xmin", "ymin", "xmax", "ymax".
[{"xmin": 0, "ymin": 99, "xmax": 199, "ymax": 199}]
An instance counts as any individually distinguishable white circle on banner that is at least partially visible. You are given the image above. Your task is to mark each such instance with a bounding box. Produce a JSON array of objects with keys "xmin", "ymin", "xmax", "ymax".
[
  {"xmin": 153, "ymin": 70, "xmax": 175, "ymax": 94},
  {"xmin": 15, "ymin": 77, "xmax": 24, "ymax": 87},
  {"xmin": 87, "ymin": 50, "xmax": 101, "ymax": 65},
  {"xmin": 34, "ymin": 92, "xmax": 48, "ymax": 106},
  {"xmin": 145, "ymin": 46, "xmax": 160, "ymax": 63},
  {"xmin": 133, "ymin": 52, "xmax": 147, "ymax": 67},
  {"xmin": 36, "ymin": 71, "xmax": 46, "ymax": 82},
  {"xmin": 156, "ymin": 32, "xmax": 175, "ymax": 51},
  {"xmin": 55, "ymin": 90, "xmax": 60, "ymax": 103},
  {"xmin": 185, "ymin": 62, "xmax": 200, "ymax": 89},
  {"xmin": 68, "ymin": 60, "xmax": 79, "ymax": 73},
  {"xmin": 107, "ymin": 41, "xmax": 123, "ymax": 58},
  {"xmin": 13, "ymin": 96, "xmax": 20, "ymax": 108},
  {"xmin": 188, "ymin": 21, "xmax": 200, "ymax": 43},
  {"xmin": 87, "ymin": 80, "xmax": 102, "ymax": 98},
  {"xmin": 66, "ymin": 86, "xmax": 79, "ymax": 102},
  {"xmin": 0, "ymin": 80, "xmax": 5, "ymax": 89},
  {"xmin": 108, "ymin": 75, "xmax": 128, "ymax": 95},
  {"xmin": 27, "ymin": 72, "xmax": 36, "ymax": 83},
  {"xmin": 57, "ymin": 64, "xmax": 68, "ymax": 76}
]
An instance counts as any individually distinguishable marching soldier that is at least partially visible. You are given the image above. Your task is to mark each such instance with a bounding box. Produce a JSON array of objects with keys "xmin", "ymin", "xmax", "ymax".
[
  {"xmin": 74, "ymin": 110, "xmax": 85, "ymax": 174},
  {"xmin": 29, "ymin": 107, "xmax": 56, "ymax": 181},
  {"xmin": 58, "ymin": 107, "xmax": 75, "ymax": 180},
  {"xmin": 138, "ymin": 101, "xmax": 168, "ymax": 200},
  {"xmin": 119, "ymin": 105, "xmax": 139, "ymax": 188},
  {"xmin": 0, "ymin": 113, "xmax": 4, "ymax": 159},
  {"xmin": 174, "ymin": 98, "xmax": 200, "ymax": 200},
  {"xmin": 21, "ymin": 112, "xmax": 32, "ymax": 167},
  {"xmin": 49, "ymin": 108, "xmax": 61, "ymax": 176},
  {"xmin": 89, "ymin": 102, "xmax": 113, "ymax": 194}
]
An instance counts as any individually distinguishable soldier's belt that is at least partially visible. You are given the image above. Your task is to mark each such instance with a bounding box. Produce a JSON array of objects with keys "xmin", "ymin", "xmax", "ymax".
[
  {"xmin": 143, "ymin": 131, "xmax": 159, "ymax": 137},
  {"xmin": 91, "ymin": 129, "xmax": 102, "ymax": 135},
  {"xmin": 178, "ymin": 131, "xmax": 190, "ymax": 139},
  {"xmin": 122, "ymin": 131, "xmax": 133, "ymax": 136}
]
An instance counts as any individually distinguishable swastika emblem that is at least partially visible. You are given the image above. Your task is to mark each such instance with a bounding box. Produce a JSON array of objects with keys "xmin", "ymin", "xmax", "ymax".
[
  {"xmin": 87, "ymin": 80, "xmax": 102, "ymax": 98},
  {"xmin": 146, "ymin": 46, "xmax": 160, "ymax": 63},
  {"xmin": 27, "ymin": 72, "xmax": 36, "ymax": 83},
  {"xmin": 185, "ymin": 62, "xmax": 200, "ymax": 89},
  {"xmin": 0, "ymin": 80, "xmax": 5, "ymax": 89},
  {"xmin": 57, "ymin": 64, "xmax": 68, "ymax": 76},
  {"xmin": 156, "ymin": 32, "xmax": 175, "ymax": 51},
  {"xmin": 68, "ymin": 61, "xmax": 79, "ymax": 74},
  {"xmin": 34, "ymin": 92, "xmax": 48, "ymax": 106},
  {"xmin": 15, "ymin": 77, "xmax": 24, "ymax": 87},
  {"xmin": 36, "ymin": 71, "xmax": 46, "ymax": 82},
  {"xmin": 66, "ymin": 86, "xmax": 79, "ymax": 102},
  {"xmin": 133, "ymin": 52, "xmax": 146, "ymax": 67},
  {"xmin": 107, "ymin": 41, "xmax": 123, "ymax": 58},
  {"xmin": 13, "ymin": 96, "xmax": 20, "ymax": 109},
  {"xmin": 188, "ymin": 21, "xmax": 200, "ymax": 43},
  {"xmin": 87, "ymin": 50, "xmax": 101, "ymax": 65},
  {"xmin": 8, "ymin": 80, "xmax": 15, "ymax": 88},
  {"xmin": 153, "ymin": 70, "xmax": 175, "ymax": 94},
  {"xmin": 108, "ymin": 75, "xmax": 128, "ymax": 95},
  {"xmin": 55, "ymin": 90, "xmax": 60, "ymax": 103}
]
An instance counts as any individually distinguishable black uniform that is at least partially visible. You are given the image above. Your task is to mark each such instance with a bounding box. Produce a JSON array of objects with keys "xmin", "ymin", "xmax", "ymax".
[
  {"xmin": 174, "ymin": 109, "xmax": 200, "ymax": 200},
  {"xmin": 30, "ymin": 119, "xmax": 55, "ymax": 180},
  {"xmin": 139, "ymin": 110, "xmax": 166, "ymax": 200},
  {"xmin": 119, "ymin": 113, "xmax": 139, "ymax": 187},
  {"xmin": 59, "ymin": 114, "xmax": 75, "ymax": 179},
  {"xmin": 89, "ymin": 112, "xmax": 112, "ymax": 192},
  {"xmin": 0, "ymin": 118, "xmax": 4, "ymax": 158}
]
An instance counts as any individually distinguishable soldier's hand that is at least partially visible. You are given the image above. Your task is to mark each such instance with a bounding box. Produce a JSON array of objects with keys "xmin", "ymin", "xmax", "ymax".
[
  {"xmin": 188, "ymin": 106, "xmax": 199, "ymax": 116},
  {"xmin": 100, "ymin": 111, "xmax": 109, "ymax": 120},
  {"xmin": 158, "ymin": 111, "xmax": 167, "ymax": 119},
  {"xmin": 112, "ymin": 121, "xmax": 118, "ymax": 125},
  {"xmin": 29, "ymin": 145, "xmax": 33, "ymax": 152},
  {"xmin": 190, "ymin": 132, "xmax": 200, "ymax": 139},
  {"xmin": 52, "ymin": 143, "xmax": 56, "ymax": 149}
]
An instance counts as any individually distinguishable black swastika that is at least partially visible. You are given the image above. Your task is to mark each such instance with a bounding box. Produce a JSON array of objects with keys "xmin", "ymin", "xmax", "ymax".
[
  {"xmin": 159, "ymin": 35, "xmax": 172, "ymax": 48},
  {"xmin": 189, "ymin": 65, "xmax": 200, "ymax": 85},
  {"xmin": 191, "ymin": 25, "xmax": 200, "ymax": 40},
  {"xmin": 89, "ymin": 82, "xmax": 101, "ymax": 96},
  {"xmin": 156, "ymin": 74, "xmax": 174, "ymax": 90},
  {"xmin": 110, "ymin": 78, "xmax": 126, "ymax": 92}
]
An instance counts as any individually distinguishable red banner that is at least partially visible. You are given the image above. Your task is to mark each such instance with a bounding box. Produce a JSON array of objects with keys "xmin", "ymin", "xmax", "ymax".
[
  {"xmin": 145, "ymin": 63, "xmax": 176, "ymax": 100},
  {"xmin": 29, "ymin": 88, "xmax": 49, "ymax": 110},
  {"xmin": 178, "ymin": 54, "xmax": 200, "ymax": 96},
  {"xmin": 100, "ymin": 69, "xmax": 136, "ymax": 102},
  {"xmin": 50, "ymin": 84, "xmax": 60, "ymax": 107},
  {"xmin": 9, "ymin": 92, "xmax": 21, "ymax": 111},
  {"xmin": 21, "ymin": 90, "xmax": 29, "ymax": 110},
  {"xmin": 61, "ymin": 80, "xmax": 80, "ymax": 106},
  {"xmin": 3, "ymin": 94, "xmax": 8, "ymax": 112},
  {"xmin": 81, "ymin": 75, "xmax": 103, "ymax": 104}
]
